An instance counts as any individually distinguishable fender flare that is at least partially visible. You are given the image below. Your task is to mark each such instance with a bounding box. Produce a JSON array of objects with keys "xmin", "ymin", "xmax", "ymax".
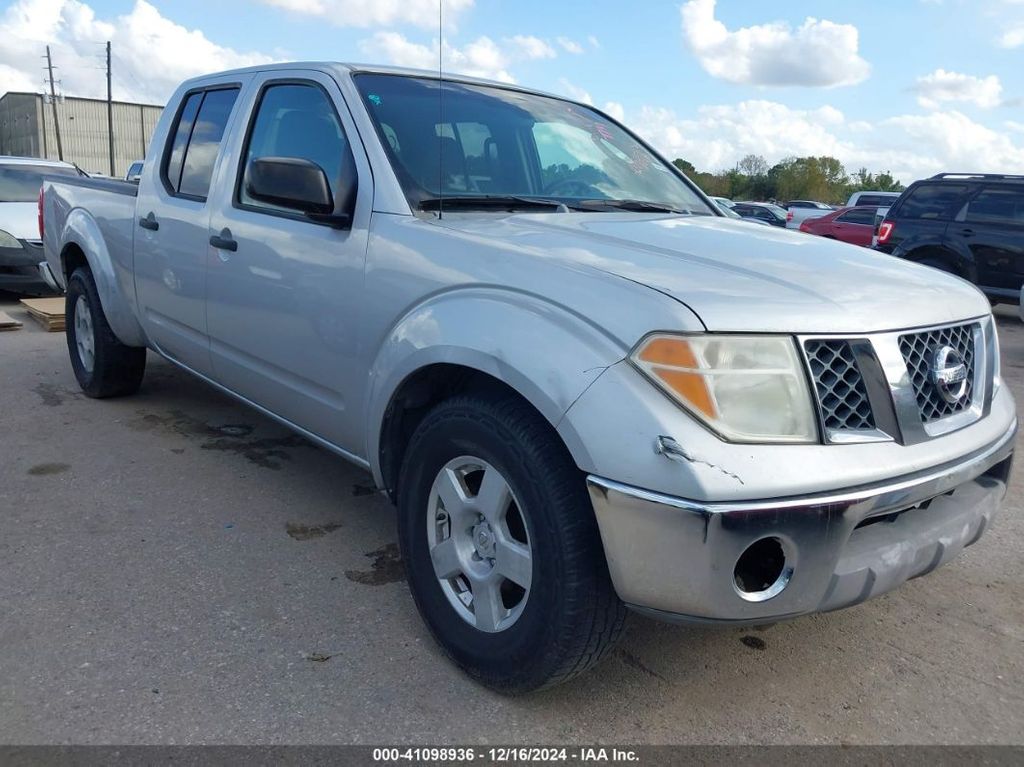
[
  {"xmin": 363, "ymin": 287, "xmax": 631, "ymax": 486},
  {"xmin": 60, "ymin": 209, "xmax": 148, "ymax": 347}
]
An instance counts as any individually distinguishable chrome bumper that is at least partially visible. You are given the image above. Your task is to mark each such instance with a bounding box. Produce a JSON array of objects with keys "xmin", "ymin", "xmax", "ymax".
[
  {"xmin": 37, "ymin": 260, "xmax": 61, "ymax": 292},
  {"xmin": 587, "ymin": 420, "xmax": 1016, "ymax": 624}
]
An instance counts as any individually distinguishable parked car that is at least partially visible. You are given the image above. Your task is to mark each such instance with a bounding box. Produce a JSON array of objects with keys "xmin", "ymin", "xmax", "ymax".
[
  {"xmin": 874, "ymin": 173, "xmax": 1024, "ymax": 304},
  {"xmin": 799, "ymin": 205, "xmax": 881, "ymax": 247},
  {"xmin": 0, "ymin": 156, "xmax": 82, "ymax": 295},
  {"xmin": 733, "ymin": 201, "xmax": 788, "ymax": 226},
  {"xmin": 847, "ymin": 190, "xmax": 901, "ymax": 208},
  {"xmin": 785, "ymin": 200, "xmax": 834, "ymax": 230},
  {"xmin": 41, "ymin": 63, "xmax": 1016, "ymax": 693},
  {"xmin": 712, "ymin": 197, "xmax": 771, "ymax": 226},
  {"xmin": 125, "ymin": 161, "xmax": 144, "ymax": 184}
]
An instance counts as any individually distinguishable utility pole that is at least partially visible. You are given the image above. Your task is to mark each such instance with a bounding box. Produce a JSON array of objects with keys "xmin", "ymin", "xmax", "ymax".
[
  {"xmin": 44, "ymin": 46, "xmax": 63, "ymax": 161},
  {"xmin": 106, "ymin": 41, "xmax": 114, "ymax": 177}
]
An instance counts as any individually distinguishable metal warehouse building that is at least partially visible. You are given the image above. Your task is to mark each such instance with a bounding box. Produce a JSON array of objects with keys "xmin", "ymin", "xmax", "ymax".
[{"xmin": 0, "ymin": 92, "xmax": 163, "ymax": 177}]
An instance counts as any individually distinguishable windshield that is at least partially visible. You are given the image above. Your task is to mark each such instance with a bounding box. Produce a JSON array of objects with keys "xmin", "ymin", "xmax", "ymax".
[
  {"xmin": 354, "ymin": 74, "xmax": 713, "ymax": 214},
  {"xmin": 0, "ymin": 164, "xmax": 81, "ymax": 203}
]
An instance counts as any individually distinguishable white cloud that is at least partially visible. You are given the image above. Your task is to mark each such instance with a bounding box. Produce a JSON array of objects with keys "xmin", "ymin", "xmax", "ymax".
[
  {"xmin": 556, "ymin": 36, "xmax": 584, "ymax": 54},
  {"xmin": 680, "ymin": 0, "xmax": 870, "ymax": 87},
  {"xmin": 508, "ymin": 35, "xmax": 556, "ymax": 59},
  {"xmin": 603, "ymin": 101, "xmax": 625, "ymax": 122},
  {"xmin": 913, "ymin": 69, "xmax": 1003, "ymax": 109},
  {"xmin": 0, "ymin": 0, "xmax": 274, "ymax": 104},
  {"xmin": 626, "ymin": 99, "xmax": 1024, "ymax": 184},
  {"xmin": 261, "ymin": 0, "xmax": 474, "ymax": 29},
  {"xmin": 359, "ymin": 31, "xmax": 515, "ymax": 83},
  {"xmin": 557, "ymin": 78, "xmax": 592, "ymax": 104},
  {"xmin": 587, "ymin": 35, "xmax": 601, "ymax": 49},
  {"xmin": 999, "ymin": 26, "xmax": 1024, "ymax": 47}
]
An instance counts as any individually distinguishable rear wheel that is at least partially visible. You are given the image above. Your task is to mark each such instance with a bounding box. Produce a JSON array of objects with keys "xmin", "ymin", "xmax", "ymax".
[
  {"xmin": 66, "ymin": 267, "xmax": 146, "ymax": 398},
  {"xmin": 397, "ymin": 391, "xmax": 626, "ymax": 693}
]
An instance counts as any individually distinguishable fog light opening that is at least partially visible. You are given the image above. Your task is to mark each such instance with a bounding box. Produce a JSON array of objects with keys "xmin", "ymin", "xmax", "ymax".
[{"xmin": 733, "ymin": 537, "xmax": 792, "ymax": 602}]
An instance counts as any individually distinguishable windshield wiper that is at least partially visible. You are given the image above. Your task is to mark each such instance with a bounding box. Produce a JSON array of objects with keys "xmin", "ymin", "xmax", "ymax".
[
  {"xmin": 419, "ymin": 195, "xmax": 574, "ymax": 212},
  {"xmin": 576, "ymin": 199, "xmax": 697, "ymax": 215}
]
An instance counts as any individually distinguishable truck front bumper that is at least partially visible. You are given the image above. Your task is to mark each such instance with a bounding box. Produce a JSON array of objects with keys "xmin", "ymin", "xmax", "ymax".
[{"xmin": 587, "ymin": 420, "xmax": 1016, "ymax": 624}]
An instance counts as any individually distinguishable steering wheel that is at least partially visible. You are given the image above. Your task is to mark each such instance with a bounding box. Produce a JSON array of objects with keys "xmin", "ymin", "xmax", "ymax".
[{"xmin": 542, "ymin": 178, "xmax": 600, "ymax": 198}]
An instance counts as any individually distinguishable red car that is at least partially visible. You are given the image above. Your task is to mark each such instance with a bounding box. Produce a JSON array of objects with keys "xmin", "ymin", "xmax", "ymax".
[{"xmin": 798, "ymin": 205, "xmax": 879, "ymax": 247}]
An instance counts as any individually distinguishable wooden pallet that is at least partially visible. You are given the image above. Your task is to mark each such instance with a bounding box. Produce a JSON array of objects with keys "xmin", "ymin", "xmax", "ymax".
[
  {"xmin": 0, "ymin": 309, "xmax": 23, "ymax": 331},
  {"xmin": 19, "ymin": 297, "xmax": 66, "ymax": 332}
]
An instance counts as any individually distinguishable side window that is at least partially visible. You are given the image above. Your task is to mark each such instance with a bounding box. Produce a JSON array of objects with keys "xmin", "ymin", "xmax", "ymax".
[
  {"xmin": 897, "ymin": 183, "xmax": 967, "ymax": 220},
  {"xmin": 837, "ymin": 208, "xmax": 875, "ymax": 225},
  {"xmin": 965, "ymin": 187, "xmax": 1024, "ymax": 225},
  {"xmin": 163, "ymin": 92, "xmax": 202, "ymax": 193},
  {"xmin": 179, "ymin": 89, "xmax": 239, "ymax": 199},
  {"xmin": 239, "ymin": 82, "xmax": 353, "ymax": 215},
  {"xmin": 163, "ymin": 88, "xmax": 239, "ymax": 200}
]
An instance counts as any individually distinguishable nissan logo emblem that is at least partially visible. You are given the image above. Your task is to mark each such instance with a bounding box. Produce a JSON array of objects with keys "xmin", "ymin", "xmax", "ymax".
[{"xmin": 931, "ymin": 345, "xmax": 968, "ymax": 404}]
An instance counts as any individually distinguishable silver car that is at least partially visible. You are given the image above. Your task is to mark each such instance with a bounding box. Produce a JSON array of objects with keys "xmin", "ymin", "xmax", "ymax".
[{"xmin": 41, "ymin": 63, "xmax": 1016, "ymax": 692}]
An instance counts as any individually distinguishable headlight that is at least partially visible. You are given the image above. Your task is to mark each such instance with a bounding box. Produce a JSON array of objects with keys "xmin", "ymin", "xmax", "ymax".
[
  {"xmin": 631, "ymin": 333, "xmax": 818, "ymax": 443},
  {"xmin": 0, "ymin": 229, "xmax": 22, "ymax": 249}
]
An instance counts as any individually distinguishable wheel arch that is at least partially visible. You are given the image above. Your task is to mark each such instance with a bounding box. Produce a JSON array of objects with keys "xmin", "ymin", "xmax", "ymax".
[
  {"xmin": 902, "ymin": 242, "xmax": 975, "ymax": 281},
  {"xmin": 366, "ymin": 289, "xmax": 629, "ymax": 499},
  {"xmin": 59, "ymin": 209, "xmax": 148, "ymax": 347}
]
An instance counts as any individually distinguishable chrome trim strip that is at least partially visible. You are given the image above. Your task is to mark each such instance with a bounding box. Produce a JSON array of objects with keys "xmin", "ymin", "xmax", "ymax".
[{"xmin": 588, "ymin": 417, "xmax": 1016, "ymax": 517}]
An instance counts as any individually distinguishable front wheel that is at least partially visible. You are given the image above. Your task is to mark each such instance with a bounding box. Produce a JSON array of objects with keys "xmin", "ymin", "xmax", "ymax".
[
  {"xmin": 66, "ymin": 267, "xmax": 146, "ymax": 398},
  {"xmin": 397, "ymin": 391, "xmax": 626, "ymax": 693}
]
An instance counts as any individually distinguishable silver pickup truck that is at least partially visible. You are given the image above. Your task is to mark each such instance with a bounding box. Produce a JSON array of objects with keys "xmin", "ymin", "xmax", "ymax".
[{"xmin": 41, "ymin": 62, "xmax": 1016, "ymax": 693}]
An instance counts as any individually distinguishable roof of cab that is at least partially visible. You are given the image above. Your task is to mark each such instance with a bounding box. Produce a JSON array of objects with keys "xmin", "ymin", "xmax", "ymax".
[{"xmin": 176, "ymin": 61, "xmax": 566, "ymax": 101}]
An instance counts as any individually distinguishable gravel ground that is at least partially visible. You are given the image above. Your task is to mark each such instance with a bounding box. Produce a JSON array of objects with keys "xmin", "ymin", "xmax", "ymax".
[{"xmin": 1, "ymin": 292, "xmax": 1021, "ymax": 745}]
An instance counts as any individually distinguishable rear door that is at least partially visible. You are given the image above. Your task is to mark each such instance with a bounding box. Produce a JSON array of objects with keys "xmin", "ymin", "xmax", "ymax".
[
  {"xmin": 205, "ymin": 70, "xmax": 373, "ymax": 452},
  {"xmin": 884, "ymin": 181, "xmax": 967, "ymax": 254},
  {"xmin": 957, "ymin": 184, "xmax": 1024, "ymax": 296},
  {"xmin": 134, "ymin": 79, "xmax": 247, "ymax": 374},
  {"xmin": 831, "ymin": 207, "xmax": 875, "ymax": 246}
]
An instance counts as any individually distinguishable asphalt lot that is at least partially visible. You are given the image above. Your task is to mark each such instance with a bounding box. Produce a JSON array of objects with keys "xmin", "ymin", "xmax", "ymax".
[{"xmin": 1, "ymin": 291, "xmax": 1022, "ymax": 746}]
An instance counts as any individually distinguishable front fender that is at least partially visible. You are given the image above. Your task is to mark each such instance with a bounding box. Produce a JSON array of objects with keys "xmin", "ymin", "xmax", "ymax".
[
  {"xmin": 59, "ymin": 208, "xmax": 147, "ymax": 347},
  {"xmin": 363, "ymin": 287, "xmax": 630, "ymax": 484}
]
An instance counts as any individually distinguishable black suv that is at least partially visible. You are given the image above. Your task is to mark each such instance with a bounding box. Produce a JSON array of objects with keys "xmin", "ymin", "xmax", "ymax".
[{"xmin": 874, "ymin": 173, "xmax": 1024, "ymax": 304}]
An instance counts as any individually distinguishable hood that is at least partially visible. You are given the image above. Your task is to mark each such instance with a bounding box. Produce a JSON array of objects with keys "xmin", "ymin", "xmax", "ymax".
[
  {"xmin": 438, "ymin": 212, "xmax": 989, "ymax": 334},
  {"xmin": 0, "ymin": 202, "xmax": 40, "ymax": 241}
]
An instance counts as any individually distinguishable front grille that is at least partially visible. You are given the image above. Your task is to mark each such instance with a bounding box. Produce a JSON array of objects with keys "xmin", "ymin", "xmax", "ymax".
[
  {"xmin": 899, "ymin": 323, "xmax": 977, "ymax": 423},
  {"xmin": 804, "ymin": 340, "xmax": 875, "ymax": 431}
]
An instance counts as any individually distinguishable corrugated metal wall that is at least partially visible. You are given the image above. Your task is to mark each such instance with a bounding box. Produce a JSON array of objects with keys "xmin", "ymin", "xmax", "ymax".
[{"xmin": 0, "ymin": 92, "xmax": 163, "ymax": 177}]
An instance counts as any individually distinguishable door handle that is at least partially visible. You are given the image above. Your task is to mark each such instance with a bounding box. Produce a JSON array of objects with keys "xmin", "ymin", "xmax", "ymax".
[
  {"xmin": 960, "ymin": 228, "xmax": 975, "ymax": 237},
  {"xmin": 138, "ymin": 212, "xmax": 159, "ymax": 231},
  {"xmin": 209, "ymin": 229, "xmax": 238, "ymax": 252}
]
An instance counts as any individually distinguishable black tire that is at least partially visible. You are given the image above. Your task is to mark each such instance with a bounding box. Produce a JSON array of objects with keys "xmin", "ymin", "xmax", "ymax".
[
  {"xmin": 66, "ymin": 267, "xmax": 146, "ymax": 398},
  {"xmin": 397, "ymin": 390, "xmax": 627, "ymax": 693}
]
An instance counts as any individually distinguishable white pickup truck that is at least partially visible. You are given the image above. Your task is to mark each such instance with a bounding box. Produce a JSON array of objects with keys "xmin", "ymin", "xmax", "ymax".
[{"xmin": 41, "ymin": 62, "xmax": 1016, "ymax": 693}]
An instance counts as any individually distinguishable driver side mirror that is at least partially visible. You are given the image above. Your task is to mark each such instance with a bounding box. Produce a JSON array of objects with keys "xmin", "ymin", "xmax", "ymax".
[{"xmin": 245, "ymin": 157, "xmax": 351, "ymax": 228}]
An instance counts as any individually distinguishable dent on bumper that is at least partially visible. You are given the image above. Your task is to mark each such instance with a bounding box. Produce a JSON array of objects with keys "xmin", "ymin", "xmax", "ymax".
[{"xmin": 587, "ymin": 419, "xmax": 1016, "ymax": 624}]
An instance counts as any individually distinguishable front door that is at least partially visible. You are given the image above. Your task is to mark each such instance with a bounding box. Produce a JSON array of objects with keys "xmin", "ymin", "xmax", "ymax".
[
  {"xmin": 134, "ymin": 82, "xmax": 245, "ymax": 374},
  {"xmin": 958, "ymin": 184, "xmax": 1024, "ymax": 296},
  {"xmin": 205, "ymin": 71, "xmax": 373, "ymax": 453}
]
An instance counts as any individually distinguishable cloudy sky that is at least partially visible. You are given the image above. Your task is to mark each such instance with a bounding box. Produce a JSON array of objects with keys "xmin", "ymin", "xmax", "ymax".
[{"xmin": 1, "ymin": 0, "xmax": 1022, "ymax": 182}]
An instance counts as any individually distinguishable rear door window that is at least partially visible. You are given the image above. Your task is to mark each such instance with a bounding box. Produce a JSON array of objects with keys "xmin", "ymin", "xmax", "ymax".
[
  {"xmin": 896, "ymin": 183, "xmax": 967, "ymax": 220},
  {"xmin": 836, "ymin": 208, "xmax": 875, "ymax": 225},
  {"xmin": 964, "ymin": 187, "xmax": 1024, "ymax": 225},
  {"xmin": 163, "ymin": 87, "xmax": 240, "ymax": 200}
]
